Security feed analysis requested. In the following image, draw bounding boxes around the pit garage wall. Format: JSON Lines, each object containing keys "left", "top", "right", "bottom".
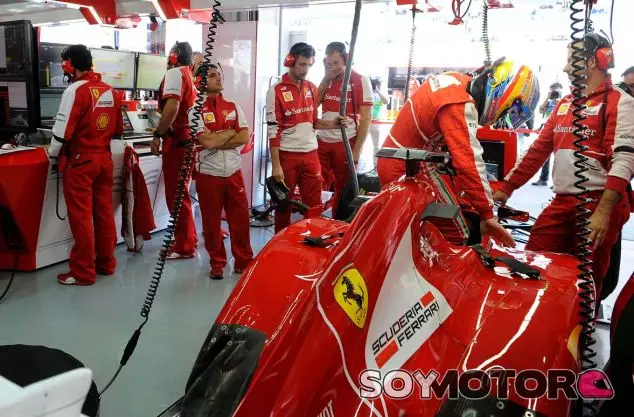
{"left": 202, "top": 8, "right": 281, "bottom": 208}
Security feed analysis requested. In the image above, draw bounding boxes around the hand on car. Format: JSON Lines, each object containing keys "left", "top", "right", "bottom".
{"left": 481, "top": 218, "right": 516, "bottom": 248}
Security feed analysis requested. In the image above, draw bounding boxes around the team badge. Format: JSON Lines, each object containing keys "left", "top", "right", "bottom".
{"left": 222, "top": 110, "right": 229, "bottom": 118}
{"left": 96, "top": 113, "right": 110, "bottom": 130}
{"left": 304, "top": 88, "right": 312, "bottom": 98}
{"left": 333, "top": 266, "right": 368, "bottom": 328}
{"left": 204, "top": 112, "right": 216, "bottom": 123}
{"left": 91, "top": 88, "right": 102, "bottom": 100}
{"left": 283, "top": 91, "right": 294, "bottom": 102}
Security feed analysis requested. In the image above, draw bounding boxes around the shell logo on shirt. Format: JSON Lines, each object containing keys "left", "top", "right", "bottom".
{"left": 557, "top": 103, "right": 571, "bottom": 115}
{"left": 204, "top": 112, "right": 216, "bottom": 124}
{"left": 96, "top": 113, "right": 110, "bottom": 130}
{"left": 283, "top": 91, "right": 294, "bottom": 102}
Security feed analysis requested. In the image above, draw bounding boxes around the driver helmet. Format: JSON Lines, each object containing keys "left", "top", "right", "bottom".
{"left": 470, "top": 59, "right": 540, "bottom": 129}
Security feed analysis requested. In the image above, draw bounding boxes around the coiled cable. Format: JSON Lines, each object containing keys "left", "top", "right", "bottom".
{"left": 482, "top": 0, "right": 491, "bottom": 66}
{"left": 404, "top": 5, "right": 417, "bottom": 102}
{"left": 569, "top": 1, "right": 598, "bottom": 416}
{"left": 98, "top": 0, "right": 223, "bottom": 399}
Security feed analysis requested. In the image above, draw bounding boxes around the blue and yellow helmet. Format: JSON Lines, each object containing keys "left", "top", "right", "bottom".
{"left": 469, "top": 59, "right": 540, "bottom": 129}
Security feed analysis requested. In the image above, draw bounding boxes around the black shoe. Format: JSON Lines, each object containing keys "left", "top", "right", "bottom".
{"left": 532, "top": 181, "right": 548, "bottom": 186}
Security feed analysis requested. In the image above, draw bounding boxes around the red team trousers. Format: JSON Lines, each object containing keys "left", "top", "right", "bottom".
{"left": 63, "top": 152, "right": 117, "bottom": 283}
{"left": 526, "top": 192, "right": 630, "bottom": 297}
{"left": 196, "top": 171, "right": 253, "bottom": 270}
{"left": 162, "top": 145, "right": 198, "bottom": 256}
{"left": 318, "top": 138, "right": 356, "bottom": 215}
{"left": 275, "top": 150, "right": 323, "bottom": 233}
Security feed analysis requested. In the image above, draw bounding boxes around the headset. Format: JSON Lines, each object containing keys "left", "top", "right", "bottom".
{"left": 284, "top": 42, "right": 316, "bottom": 68}
{"left": 168, "top": 41, "right": 193, "bottom": 67}
{"left": 584, "top": 31, "right": 614, "bottom": 71}
{"left": 61, "top": 59, "right": 75, "bottom": 78}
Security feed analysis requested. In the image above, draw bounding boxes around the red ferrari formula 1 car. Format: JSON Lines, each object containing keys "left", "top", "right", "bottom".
{"left": 160, "top": 148, "right": 613, "bottom": 417}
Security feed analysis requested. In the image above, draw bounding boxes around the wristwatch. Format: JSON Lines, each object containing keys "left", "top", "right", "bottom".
{"left": 153, "top": 129, "right": 165, "bottom": 139}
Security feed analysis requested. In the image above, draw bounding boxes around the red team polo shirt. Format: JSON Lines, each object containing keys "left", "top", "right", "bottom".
{"left": 500, "top": 81, "right": 634, "bottom": 198}
{"left": 159, "top": 66, "right": 196, "bottom": 143}
{"left": 49, "top": 72, "right": 123, "bottom": 157}
{"left": 189, "top": 94, "right": 249, "bottom": 177}
{"left": 266, "top": 74, "right": 319, "bottom": 152}
{"left": 318, "top": 70, "right": 373, "bottom": 142}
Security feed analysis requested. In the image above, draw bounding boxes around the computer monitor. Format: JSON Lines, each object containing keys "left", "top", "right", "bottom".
{"left": 90, "top": 48, "right": 136, "bottom": 90}
{"left": 480, "top": 140, "right": 506, "bottom": 182}
{"left": 0, "top": 80, "right": 40, "bottom": 132}
{"left": 39, "top": 42, "right": 69, "bottom": 89}
{"left": 121, "top": 108, "right": 134, "bottom": 132}
{"left": 136, "top": 53, "right": 167, "bottom": 91}
{"left": 0, "top": 20, "right": 37, "bottom": 77}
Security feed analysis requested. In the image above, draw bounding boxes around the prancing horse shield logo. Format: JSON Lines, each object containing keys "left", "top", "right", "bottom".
{"left": 333, "top": 266, "right": 368, "bottom": 328}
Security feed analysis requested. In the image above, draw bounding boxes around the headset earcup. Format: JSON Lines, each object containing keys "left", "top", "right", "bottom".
{"left": 61, "top": 59, "right": 75, "bottom": 76}
{"left": 284, "top": 53, "right": 296, "bottom": 68}
{"left": 596, "top": 47, "right": 614, "bottom": 71}
{"left": 169, "top": 52, "right": 179, "bottom": 66}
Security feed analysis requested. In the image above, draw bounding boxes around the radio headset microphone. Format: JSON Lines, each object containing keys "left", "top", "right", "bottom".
{"left": 98, "top": 0, "right": 224, "bottom": 399}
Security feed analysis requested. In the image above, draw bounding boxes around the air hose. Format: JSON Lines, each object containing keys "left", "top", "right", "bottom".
{"left": 569, "top": 1, "right": 598, "bottom": 416}
{"left": 404, "top": 4, "right": 417, "bottom": 102}
{"left": 340, "top": 0, "right": 363, "bottom": 199}
{"left": 481, "top": 0, "right": 492, "bottom": 66}
{"left": 98, "top": 0, "right": 223, "bottom": 398}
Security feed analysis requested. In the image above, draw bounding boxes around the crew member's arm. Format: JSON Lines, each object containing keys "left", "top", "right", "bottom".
{"left": 437, "top": 102, "right": 515, "bottom": 247}
{"left": 152, "top": 69, "right": 183, "bottom": 155}
{"left": 493, "top": 103, "right": 557, "bottom": 203}
{"left": 266, "top": 86, "right": 285, "bottom": 183}
{"left": 351, "top": 76, "right": 375, "bottom": 162}
{"left": 196, "top": 105, "right": 250, "bottom": 150}
{"left": 50, "top": 85, "right": 86, "bottom": 157}
{"left": 589, "top": 94, "right": 634, "bottom": 248}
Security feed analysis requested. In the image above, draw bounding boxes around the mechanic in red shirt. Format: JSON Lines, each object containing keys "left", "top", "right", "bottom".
{"left": 48, "top": 45, "right": 123, "bottom": 285}
{"left": 266, "top": 42, "right": 347, "bottom": 233}
{"left": 378, "top": 59, "right": 540, "bottom": 247}
{"left": 317, "top": 42, "right": 373, "bottom": 216}
{"left": 494, "top": 33, "right": 634, "bottom": 295}
{"left": 189, "top": 63, "right": 253, "bottom": 280}
{"left": 151, "top": 41, "right": 198, "bottom": 259}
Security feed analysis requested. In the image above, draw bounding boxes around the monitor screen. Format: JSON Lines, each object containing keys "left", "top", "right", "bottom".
{"left": 121, "top": 109, "right": 133, "bottom": 131}
{"left": 137, "top": 54, "right": 167, "bottom": 91}
{"left": 90, "top": 48, "right": 135, "bottom": 90}
{"left": 39, "top": 43, "right": 69, "bottom": 89}
{"left": 480, "top": 140, "right": 505, "bottom": 182}
{"left": 0, "top": 81, "right": 39, "bottom": 130}
{"left": 0, "top": 21, "right": 36, "bottom": 76}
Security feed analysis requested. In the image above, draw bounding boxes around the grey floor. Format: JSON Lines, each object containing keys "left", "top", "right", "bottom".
{"left": 0, "top": 133, "right": 629, "bottom": 416}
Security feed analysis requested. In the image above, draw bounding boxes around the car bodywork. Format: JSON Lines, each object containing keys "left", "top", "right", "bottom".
{"left": 168, "top": 162, "right": 584, "bottom": 417}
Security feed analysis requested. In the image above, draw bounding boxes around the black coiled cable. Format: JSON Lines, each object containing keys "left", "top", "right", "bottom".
{"left": 482, "top": 0, "right": 491, "bottom": 67}
{"left": 98, "top": 0, "right": 223, "bottom": 399}
{"left": 569, "top": 1, "right": 598, "bottom": 416}
{"left": 404, "top": 5, "right": 417, "bottom": 102}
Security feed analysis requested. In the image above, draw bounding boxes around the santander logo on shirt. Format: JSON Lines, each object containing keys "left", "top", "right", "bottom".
{"left": 284, "top": 105, "right": 314, "bottom": 117}
{"left": 553, "top": 124, "right": 598, "bottom": 137}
